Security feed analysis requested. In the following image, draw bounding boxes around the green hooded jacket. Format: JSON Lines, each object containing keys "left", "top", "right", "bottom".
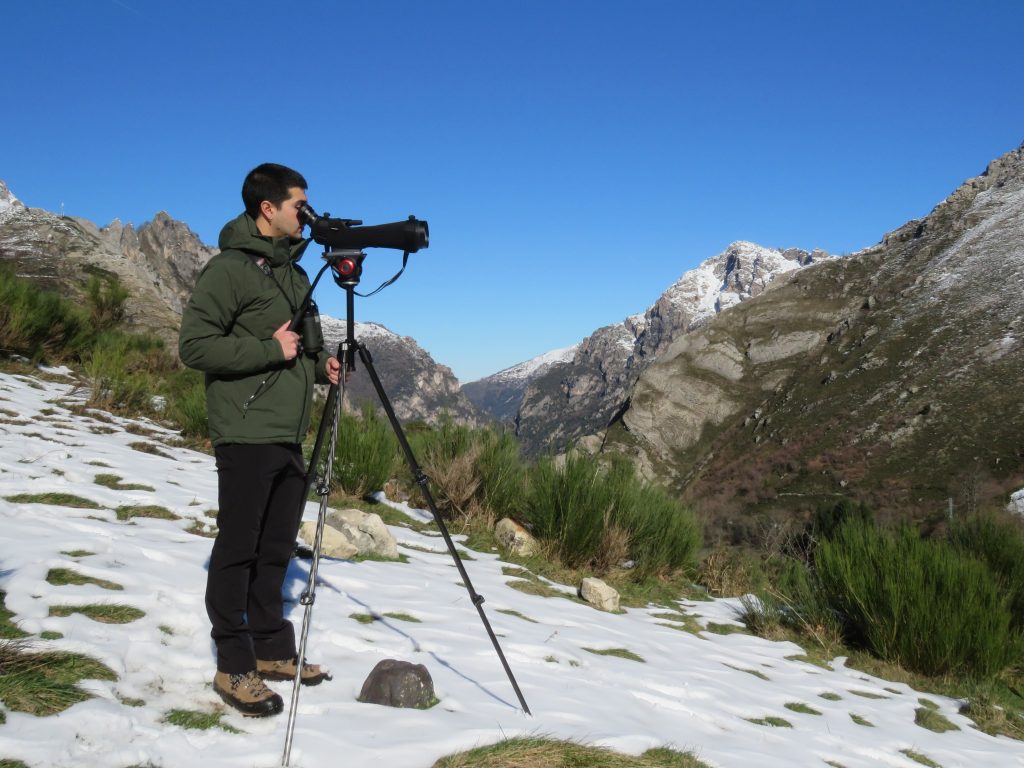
{"left": 179, "top": 212, "right": 330, "bottom": 446}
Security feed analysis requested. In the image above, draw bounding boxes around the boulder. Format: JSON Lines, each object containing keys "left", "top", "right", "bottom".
{"left": 299, "top": 508, "right": 398, "bottom": 560}
{"left": 494, "top": 518, "right": 538, "bottom": 557}
{"left": 358, "top": 659, "right": 435, "bottom": 709}
{"left": 298, "top": 521, "right": 357, "bottom": 559}
{"left": 1009, "top": 488, "right": 1024, "bottom": 517}
{"left": 579, "top": 577, "right": 620, "bottom": 612}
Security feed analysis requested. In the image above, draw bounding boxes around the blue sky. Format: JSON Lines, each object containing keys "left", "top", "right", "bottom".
{"left": 3, "top": 1, "right": 1023, "bottom": 382}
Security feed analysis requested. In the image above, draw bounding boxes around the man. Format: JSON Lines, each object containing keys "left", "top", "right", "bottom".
{"left": 180, "top": 163, "right": 341, "bottom": 717}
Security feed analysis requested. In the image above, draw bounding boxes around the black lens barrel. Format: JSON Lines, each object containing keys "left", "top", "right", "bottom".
{"left": 300, "top": 204, "right": 428, "bottom": 253}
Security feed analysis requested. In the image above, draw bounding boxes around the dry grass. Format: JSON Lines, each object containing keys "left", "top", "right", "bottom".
{"left": 432, "top": 736, "right": 710, "bottom": 767}
{"left": 0, "top": 638, "right": 117, "bottom": 716}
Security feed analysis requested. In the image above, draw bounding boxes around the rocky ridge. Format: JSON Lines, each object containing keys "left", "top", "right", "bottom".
{"left": 0, "top": 184, "right": 215, "bottom": 346}
{"left": 500, "top": 242, "right": 830, "bottom": 455}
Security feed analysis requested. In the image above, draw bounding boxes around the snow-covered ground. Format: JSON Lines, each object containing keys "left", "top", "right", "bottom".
{"left": 1, "top": 369, "right": 1022, "bottom": 768}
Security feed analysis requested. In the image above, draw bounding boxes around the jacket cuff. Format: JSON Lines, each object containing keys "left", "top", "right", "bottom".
{"left": 265, "top": 338, "right": 285, "bottom": 365}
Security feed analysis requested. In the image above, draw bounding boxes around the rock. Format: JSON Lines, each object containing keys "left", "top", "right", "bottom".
{"left": 358, "top": 659, "right": 435, "bottom": 708}
{"left": 326, "top": 508, "right": 399, "bottom": 559}
{"left": 579, "top": 577, "right": 620, "bottom": 612}
{"left": 299, "top": 508, "right": 399, "bottom": 560}
{"left": 1009, "top": 489, "right": 1024, "bottom": 517}
{"left": 298, "top": 521, "right": 358, "bottom": 559}
{"left": 494, "top": 518, "right": 538, "bottom": 556}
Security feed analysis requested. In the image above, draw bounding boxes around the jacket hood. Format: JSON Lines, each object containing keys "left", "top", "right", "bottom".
{"left": 217, "top": 212, "right": 310, "bottom": 267}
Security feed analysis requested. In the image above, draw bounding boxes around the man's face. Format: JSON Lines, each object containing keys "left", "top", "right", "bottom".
{"left": 264, "top": 186, "right": 308, "bottom": 240}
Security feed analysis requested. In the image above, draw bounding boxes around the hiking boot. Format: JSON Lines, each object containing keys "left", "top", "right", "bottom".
{"left": 257, "top": 656, "right": 332, "bottom": 686}
{"left": 213, "top": 670, "right": 284, "bottom": 717}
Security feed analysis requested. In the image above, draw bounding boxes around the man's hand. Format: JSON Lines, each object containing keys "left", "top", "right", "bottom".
{"left": 325, "top": 356, "right": 341, "bottom": 385}
{"left": 274, "top": 321, "right": 301, "bottom": 360}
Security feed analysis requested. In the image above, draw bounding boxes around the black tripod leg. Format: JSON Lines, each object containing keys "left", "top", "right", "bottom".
{"left": 355, "top": 341, "right": 532, "bottom": 716}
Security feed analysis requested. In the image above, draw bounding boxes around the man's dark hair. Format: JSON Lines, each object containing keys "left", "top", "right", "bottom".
{"left": 242, "top": 163, "right": 308, "bottom": 218}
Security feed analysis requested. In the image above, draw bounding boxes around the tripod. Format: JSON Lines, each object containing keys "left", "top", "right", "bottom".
{"left": 282, "top": 249, "right": 531, "bottom": 767}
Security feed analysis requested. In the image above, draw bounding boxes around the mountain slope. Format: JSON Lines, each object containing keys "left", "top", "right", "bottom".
{"left": 319, "top": 315, "right": 483, "bottom": 425}
{"left": 506, "top": 242, "right": 830, "bottom": 454}
{"left": 606, "top": 145, "right": 1024, "bottom": 536}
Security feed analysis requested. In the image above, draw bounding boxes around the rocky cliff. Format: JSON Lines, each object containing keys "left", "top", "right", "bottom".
{"left": 504, "top": 242, "right": 830, "bottom": 455}
{"left": 319, "top": 315, "right": 483, "bottom": 425}
{"left": 606, "top": 145, "right": 1024, "bottom": 537}
{"left": 0, "top": 184, "right": 215, "bottom": 346}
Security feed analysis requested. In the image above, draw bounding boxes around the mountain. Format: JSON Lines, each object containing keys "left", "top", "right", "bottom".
{"left": 462, "top": 344, "right": 577, "bottom": 424}
{"left": 0, "top": 184, "right": 481, "bottom": 425}
{"left": 604, "top": 144, "right": 1024, "bottom": 538}
{"left": 319, "top": 315, "right": 483, "bottom": 425}
{"left": 486, "top": 242, "right": 830, "bottom": 455}
{"left": 0, "top": 184, "right": 215, "bottom": 347}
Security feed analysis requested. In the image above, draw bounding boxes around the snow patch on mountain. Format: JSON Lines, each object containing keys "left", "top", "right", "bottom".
{"left": 476, "top": 343, "right": 580, "bottom": 385}
{"left": 319, "top": 313, "right": 399, "bottom": 344}
{"left": 0, "top": 179, "right": 25, "bottom": 218}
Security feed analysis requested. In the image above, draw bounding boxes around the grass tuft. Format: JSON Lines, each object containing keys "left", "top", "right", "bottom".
{"left": 48, "top": 604, "right": 145, "bottom": 624}
{"left": 582, "top": 647, "right": 645, "bottom": 663}
{"left": 784, "top": 702, "right": 821, "bottom": 715}
{"left": 915, "top": 705, "right": 959, "bottom": 733}
{"left": 164, "top": 708, "right": 240, "bottom": 733}
{"left": 900, "top": 749, "right": 942, "bottom": 768}
{"left": 93, "top": 474, "right": 155, "bottom": 492}
{"left": 45, "top": 568, "right": 122, "bottom": 591}
{"left": 432, "top": 736, "right": 710, "bottom": 767}
{"left": 115, "top": 505, "right": 179, "bottom": 521}
{"left": 0, "top": 638, "right": 117, "bottom": 716}
{"left": 3, "top": 493, "right": 101, "bottom": 509}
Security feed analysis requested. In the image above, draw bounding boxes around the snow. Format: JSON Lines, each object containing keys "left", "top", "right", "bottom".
{"left": 475, "top": 344, "right": 579, "bottom": 385}
{"left": 1, "top": 369, "right": 1022, "bottom": 767}
{"left": 0, "top": 181, "right": 22, "bottom": 218}
{"left": 318, "top": 314, "right": 397, "bottom": 343}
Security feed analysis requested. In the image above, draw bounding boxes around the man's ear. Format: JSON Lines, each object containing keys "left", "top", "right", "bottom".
{"left": 259, "top": 199, "right": 277, "bottom": 221}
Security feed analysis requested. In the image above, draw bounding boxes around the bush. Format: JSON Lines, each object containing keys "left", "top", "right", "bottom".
{"left": 85, "top": 275, "right": 129, "bottom": 330}
{"left": 400, "top": 419, "right": 526, "bottom": 524}
{"left": 331, "top": 403, "right": 399, "bottom": 498}
{"left": 816, "top": 518, "right": 1021, "bottom": 678}
{"left": 475, "top": 429, "right": 526, "bottom": 519}
{"left": 812, "top": 498, "right": 873, "bottom": 541}
{"left": 525, "top": 452, "right": 613, "bottom": 568}
{"left": 84, "top": 331, "right": 167, "bottom": 412}
{"left": 0, "top": 267, "right": 94, "bottom": 360}
{"left": 523, "top": 451, "right": 701, "bottom": 579}
{"left": 949, "top": 511, "right": 1024, "bottom": 632}
{"left": 164, "top": 368, "right": 207, "bottom": 439}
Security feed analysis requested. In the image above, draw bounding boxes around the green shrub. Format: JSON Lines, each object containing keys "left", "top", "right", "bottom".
{"left": 812, "top": 499, "right": 873, "bottom": 541}
{"left": 0, "top": 267, "right": 94, "bottom": 360}
{"left": 524, "top": 451, "right": 701, "bottom": 579}
{"left": 164, "top": 368, "right": 208, "bottom": 439}
{"left": 84, "top": 275, "right": 129, "bottom": 330}
{"left": 83, "top": 331, "right": 167, "bottom": 412}
{"left": 816, "top": 518, "right": 1021, "bottom": 678}
{"left": 525, "top": 452, "right": 611, "bottom": 567}
{"left": 949, "top": 511, "right": 1024, "bottom": 632}
{"left": 475, "top": 428, "right": 526, "bottom": 519}
{"left": 331, "top": 403, "right": 399, "bottom": 498}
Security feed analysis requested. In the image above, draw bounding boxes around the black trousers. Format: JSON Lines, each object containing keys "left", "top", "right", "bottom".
{"left": 207, "top": 443, "right": 306, "bottom": 674}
